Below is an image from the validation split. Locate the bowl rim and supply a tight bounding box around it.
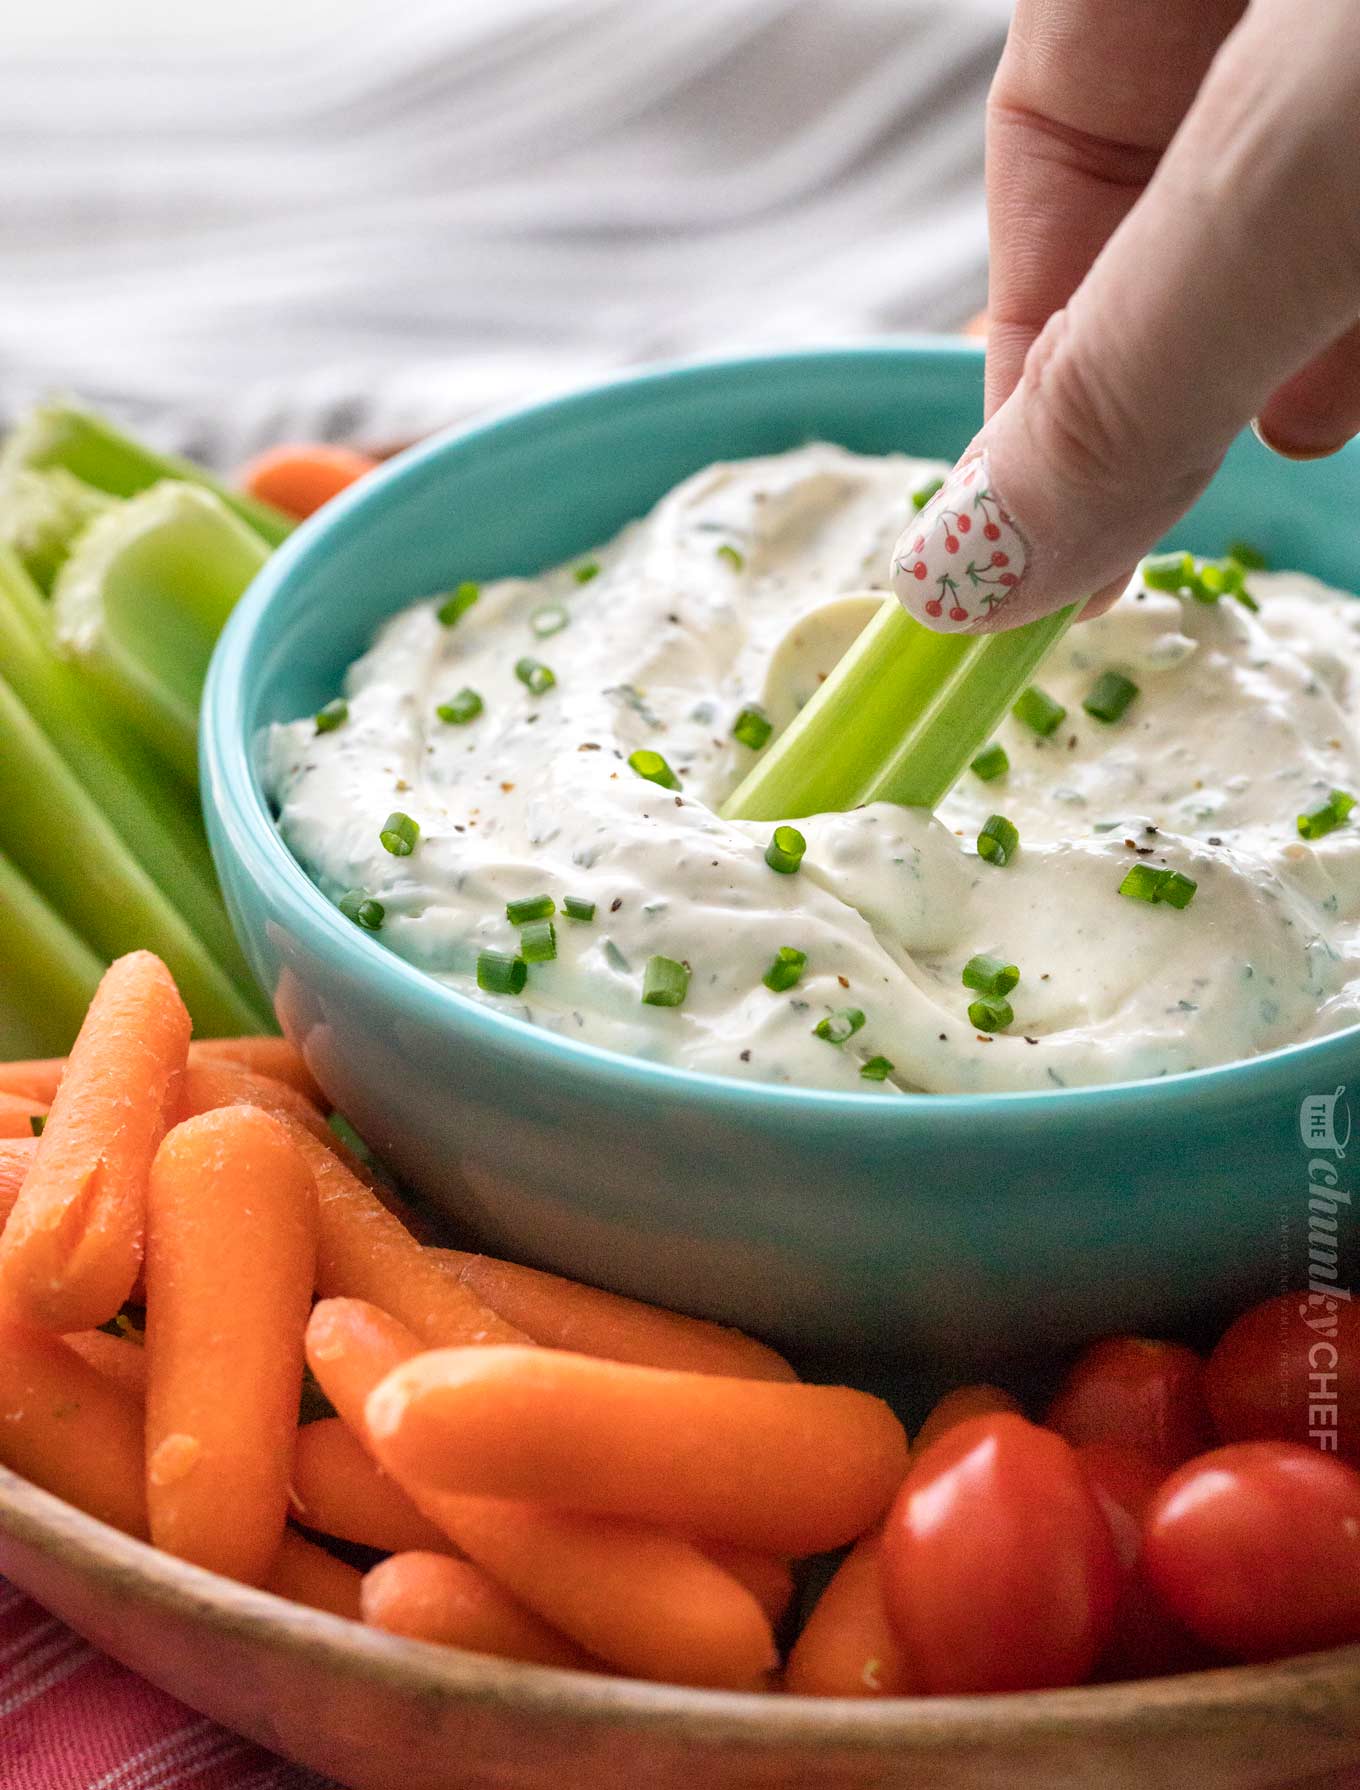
[5,1465,1359,1749]
[202,339,1360,1124]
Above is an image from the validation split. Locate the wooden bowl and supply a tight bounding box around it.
[3,1467,1359,1790]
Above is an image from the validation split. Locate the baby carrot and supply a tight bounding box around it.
[696,1542,794,1627]
[0,1319,147,1535]
[784,1530,913,1698]
[0,1138,38,1225]
[264,1529,363,1621]
[187,1036,324,1105]
[367,1348,908,1555]
[178,1060,335,1152]
[914,1384,1023,1456]
[426,1248,796,1381]
[64,1328,147,1399]
[0,1060,64,1104]
[144,1106,316,1584]
[361,1552,594,1671]
[237,444,378,520]
[0,1092,47,1139]
[290,1417,452,1556]
[304,1300,778,1688]
[0,951,190,1331]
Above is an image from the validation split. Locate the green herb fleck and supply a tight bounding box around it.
[732,704,773,751]
[530,602,569,638]
[562,896,596,923]
[968,995,1014,1033]
[642,955,689,1007]
[379,811,419,857]
[970,742,1009,782]
[1298,789,1356,842]
[574,561,601,584]
[437,688,483,725]
[314,698,348,734]
[515,658,556,696]
[977,814,1019,867]
[962,954,1019,997]
[437,581,480,626]
[716,544,744,571]
[1013,686,1066,737]
[1118,863,1198,908]
[628,748,680,790]
[859,1056,894,1082]
[814,1007,865,1045]
[763,946,807,992]
[765,825,807,875]
[339,890,385,931]
[477,950,526,995]
[506,894,555,925]
[519,918,557,963]
[911,476,945,511]
[1082,671,1139,724]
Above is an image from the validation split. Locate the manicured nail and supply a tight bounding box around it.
[891,453,1028,633]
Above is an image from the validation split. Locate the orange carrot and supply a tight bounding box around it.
[178,1060,333,1148]
[0,1059,65,1103]
[304,1300,777,1688]
[784,1530,913,1698]
[0,952,190,1331]
[290,1418,453,1556]
[0,1319,147,1535]
[186,1078,524,1347]
[238,444,378,520]
[264,1528,363,1621]
[366,1348,908,1555]
[696,1542,794,1627]
[0,1092,47,1139]
[188,1036,324,1105]
[0,1138,37,1226]
[426,1247,795,1381]
[64,1328,147,1399]
[913,1384,1023,1456]
[360,1552,594,1670]
[144,1106,316,1583]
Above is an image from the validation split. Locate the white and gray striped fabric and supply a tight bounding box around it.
[0,0,1006,465]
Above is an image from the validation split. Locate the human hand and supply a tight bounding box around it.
[893,0,1360,634]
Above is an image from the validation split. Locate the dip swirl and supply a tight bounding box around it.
[266,445,1360,1093]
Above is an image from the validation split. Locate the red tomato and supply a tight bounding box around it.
[1205,1292,1360,1464]
[1078,1443,1216,1682]
[1143,1442,1360,1661]
[881,1414,1119,1693]
[912,1383,1023,1457]
[1045,1336,1213,1473]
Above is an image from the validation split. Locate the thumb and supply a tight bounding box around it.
[894,0,1360,634]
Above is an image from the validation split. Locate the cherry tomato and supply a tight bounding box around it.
[1045,1336,1213,1473]
[881,1414,1119,1693]
[1205,1292,1360,1464]
[1078,1443,1215,1681]
[1143,1442,1360,1661]
[913,1383,1023,1457]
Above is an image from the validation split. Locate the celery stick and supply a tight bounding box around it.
[722,600,1077,821]
[0,545,259,999]
[0,668,268,1035]
[0,851,105,1056]
[51,482,270,784]
[1,401,293,546]
[0,466,115,591]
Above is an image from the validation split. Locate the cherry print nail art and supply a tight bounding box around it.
[891,453,1028,633]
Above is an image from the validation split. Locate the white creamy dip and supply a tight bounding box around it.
[266,445,1360,1095]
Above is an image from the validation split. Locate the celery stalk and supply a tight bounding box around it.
[51,482,271,784]
[0,545,258,998]
[0,851,105,1056]
[722,600,1077,820]
[2,401,293,546]
[0,668,268,1035]
[0,466,115,591]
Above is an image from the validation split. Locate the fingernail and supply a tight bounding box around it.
[1251,415,1348,463]
[891,452,1029,633]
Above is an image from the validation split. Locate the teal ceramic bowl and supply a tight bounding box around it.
[202,342,1360,1362]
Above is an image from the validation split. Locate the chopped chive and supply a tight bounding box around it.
[515,658,556,696]
[813,1007,865,1045]
[530,602,569,638]
[314,697,348,734]
[764,825,807,875]
[1228,541,1268,571]
[436,581,480,626]
[642,955,689,1007]
[1298,789,1356,841]
[1235,588,1261,614]
[732,704,773,751]
[962,953,1019,997]
[1118,863,1198,908]
[29,1113,45,1137]
[519,918,557,963]
[574,561,601,584]
[506,893,555,925]
[1012,686,1066,737]
[1082,670,1139,724]
[338,890,384,931]
[977,814,1019,867]
[379,811,419,857]
[859,1055,894,1082]
[562,896,596,922]
[628,748,680,790]
[603,938,630,973]
[436,687,483,725]
[1195,559,1245,601]
[763,946,807,992]
[716,544,744,571]
[1143,551,1195,593]
[968,995,1014,1033]
[970,742,1009,782]
[911,476,944,510]
[477,950,526,995]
